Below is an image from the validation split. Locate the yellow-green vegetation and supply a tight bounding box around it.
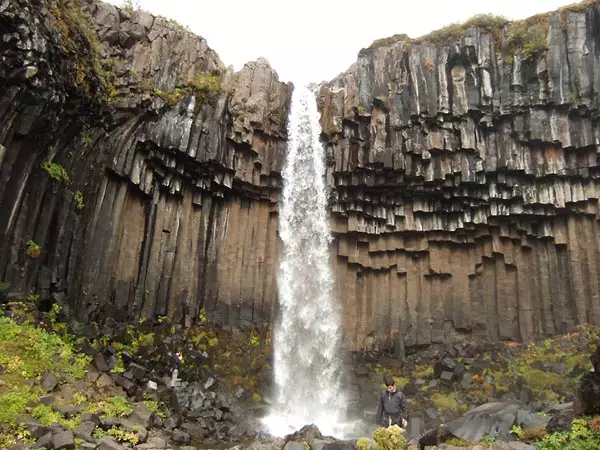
[92,396,133,418]
[93,425,139,445]
[412,363,434,379]
[42,161,70,183]
[429,391,466,413]
[75,190,85,210]
[363,1,600,63]
[487,332,593,403]
[26,240,41,259]
[534,417,600,449]
[373,425,407,450]
[417,14,509,44]
[356,437,373,450]
[445,436,473,447]
[502,16,549,64]
[392,376,410,390]
[143,397,167,419]
[153,71,222,109]
[187,72,222,99]
[47,0,115,103]
[31,404,80,428]
[0,316,91,445]
[511,424,547,443]
[186,324,271,396]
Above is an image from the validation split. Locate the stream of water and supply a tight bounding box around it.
[262,85,347,437]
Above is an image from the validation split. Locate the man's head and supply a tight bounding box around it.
[383,376,396,392]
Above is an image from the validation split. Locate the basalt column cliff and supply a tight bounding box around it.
[0,0,291,327]
[319,3,600,351]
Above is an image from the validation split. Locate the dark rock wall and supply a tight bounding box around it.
[0,0,291,328]
[319,4,600,350]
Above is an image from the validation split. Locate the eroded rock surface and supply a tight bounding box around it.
[0,0,291,328]
[319,3,600,350]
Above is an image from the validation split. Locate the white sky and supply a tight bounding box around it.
[105,0,577,84]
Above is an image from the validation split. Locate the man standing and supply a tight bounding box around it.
[170,350,183,388]
[376,376,409,428]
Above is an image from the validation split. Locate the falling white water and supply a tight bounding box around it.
[263,86,347,437]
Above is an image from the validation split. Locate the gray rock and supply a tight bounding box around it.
[129,404,153,428]
[52,429,74,450]
[73,420,96,442]
[93,354,110,372]
[283,442,307,450]
[96,436,126,450]
[34,432,53,449]
[446,401,526,442]
[172,428,191,444]
[41,372,58,392]
[440,371,454,382]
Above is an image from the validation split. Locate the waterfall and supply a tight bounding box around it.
[263,86,346,437]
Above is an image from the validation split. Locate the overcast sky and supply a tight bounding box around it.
[105,0,576,84]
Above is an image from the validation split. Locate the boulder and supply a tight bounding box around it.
[172,428,191,444]
[445,401,527,442]
[52,430,74,450]
[96,436,126,450]
[41,372,58,392]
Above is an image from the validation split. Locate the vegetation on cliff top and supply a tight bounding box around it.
[361,0,599,63]
[47,0,116,105]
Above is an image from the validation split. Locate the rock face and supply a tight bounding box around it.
[319,4,600,350]
[0,0,291,328]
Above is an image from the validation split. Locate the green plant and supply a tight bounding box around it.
[188,72,221,99]
[250,332,260,347]
[511,424,524,439]
[480,433,498,446]
[26,240,41,259]
[356,437,373,450]
[533,418,600,450]
[0,282,9,293]
[373,425,407,450]
[143,399,167,419]
[430,391,464,413]
[504,17,548,62]
[105,426,139,444]
[198,307,208,323]
[445,436,472,447]
[42,161,70,183]
[94,396,132,418]
[80,133,92,148]
[0,316,90,437]
[27,293,39,303]
[75,191,84,210]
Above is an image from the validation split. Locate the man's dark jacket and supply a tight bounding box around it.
[376,389,408,428]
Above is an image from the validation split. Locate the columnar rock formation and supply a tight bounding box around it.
[3,0,600,352]
[319,3,600,350]
[0,0,291,327]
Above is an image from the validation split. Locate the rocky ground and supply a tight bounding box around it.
[1,298,600,450]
